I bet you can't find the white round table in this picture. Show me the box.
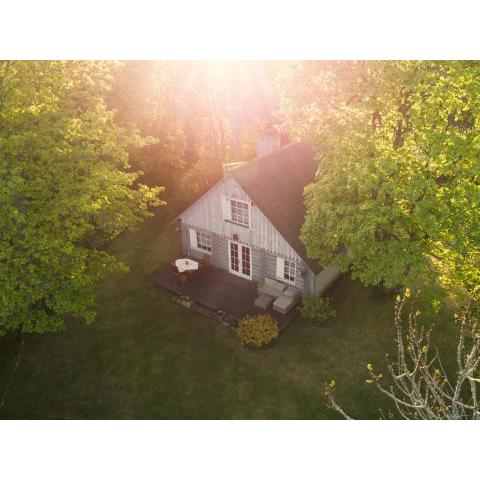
[175,258,199,273]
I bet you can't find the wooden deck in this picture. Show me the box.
[152,266,298,331]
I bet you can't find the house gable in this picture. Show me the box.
[179,176,308,267]
[230,142,321,274]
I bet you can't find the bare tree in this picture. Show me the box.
[326,289,480,420]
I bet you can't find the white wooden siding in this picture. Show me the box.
[179,176,310,291]
[181,224,307,291]
[180,176,303,262]
[276,257,284,279]
[189,227,197,249]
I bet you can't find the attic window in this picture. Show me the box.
[230,199,249,227]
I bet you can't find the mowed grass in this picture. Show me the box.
[0,205,458,419]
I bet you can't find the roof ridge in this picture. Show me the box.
[228,141,305,177]
[255,140,302,162]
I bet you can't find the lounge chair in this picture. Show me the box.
[272,287,301,314]
[256,278,301,314]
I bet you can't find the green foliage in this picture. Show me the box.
[107,61,186,189]
[0,217,419,419]
[0,61,163,334]
[300,295,336,326]
[109,61,266,200]
[236,314,279,347]
[278,61,480,298]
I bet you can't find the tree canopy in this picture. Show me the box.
[278,61,480,297]
[109,61,276,198]
[0,61,163,334]
[0,60,279,335]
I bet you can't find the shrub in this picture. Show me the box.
[300,295,336,326]
[236,314,279,347]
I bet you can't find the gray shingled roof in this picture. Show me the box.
[230,142,321,274]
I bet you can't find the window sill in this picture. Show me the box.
[225,219,250,228]
[193,247,212,255]
[276,276,296,286]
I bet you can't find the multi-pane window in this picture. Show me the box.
[230,199,249,227]
[230,242,239,272]
[196,230,212,253]
[229,241,251,279]
[241,245,251,277]
[283,259,296,283]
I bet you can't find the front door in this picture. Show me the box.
[228,240,252,280]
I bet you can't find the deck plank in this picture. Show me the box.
[152,266,297,330]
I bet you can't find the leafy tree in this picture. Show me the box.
[278,61,480,297]
[109,61,267,200]
[177,61,262,196]
[326,290,480,420]
[107,61,185,189]
[0,61,163,334]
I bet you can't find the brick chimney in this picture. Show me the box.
[256,127,281,158]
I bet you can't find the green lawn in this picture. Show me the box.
[0,205,458,419]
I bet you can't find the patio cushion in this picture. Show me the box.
[273,294,299,315]
[264,277,285,292]
[284,287,300,298]
[258,286,282,298]
[254,294,274,310]
[259,286,279,298]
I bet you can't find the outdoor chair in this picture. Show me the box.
[256,278,301,315]
[272,287,301,315]
[197,254,212,279]
[186,269,196,283]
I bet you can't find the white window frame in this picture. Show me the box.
[276,257,296,285]
[196,230,212,254]
[230,198,250,227]
[228,240,252,280]
[221,195,251,228]
[189,227,212,255]
[230,198,249,226]
[283,259,296,284]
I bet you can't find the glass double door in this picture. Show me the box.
[228,240,251,280]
